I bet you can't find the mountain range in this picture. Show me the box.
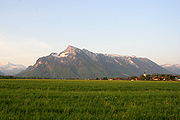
[0,71,4,75]
[0,62,26,75]
[17,45,171,79]
[162,64,180,75]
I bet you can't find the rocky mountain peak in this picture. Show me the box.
[65,45,80,52]
[59,45,82,56]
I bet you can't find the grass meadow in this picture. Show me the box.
[0,79,180,120]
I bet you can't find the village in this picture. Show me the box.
[96,73,180,81]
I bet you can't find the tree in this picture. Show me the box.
[102,77,108,80]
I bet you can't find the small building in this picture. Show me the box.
[113,77,123,80]
[143,72,147,77]
[152,77,160,81]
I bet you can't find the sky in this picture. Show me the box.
[0,0,180,66]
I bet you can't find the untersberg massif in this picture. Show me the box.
[17,45,171,79]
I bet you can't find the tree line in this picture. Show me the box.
[130,74,180,81]
[0,74,180,81]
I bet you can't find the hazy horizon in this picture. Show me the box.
[0,0,180,66]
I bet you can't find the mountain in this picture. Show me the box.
[162,64,180,75]
[0,71,4,75]
[0,62,26,75]
[17,45,171,78]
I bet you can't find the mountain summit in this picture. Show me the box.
[63,45,80,52]
[17,45,171,78]
[59,45,82,57]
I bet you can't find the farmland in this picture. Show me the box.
[0,79,180,120]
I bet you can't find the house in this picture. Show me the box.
[113,77,123,80]
[152,77,160,81]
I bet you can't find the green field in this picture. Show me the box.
[0,79,180,120]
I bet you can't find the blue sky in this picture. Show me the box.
[0,0,180,66]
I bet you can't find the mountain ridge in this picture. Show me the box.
[17,45,171,78]
[162,64,180,75]
[0,71,4,75]
[0,62,26,75]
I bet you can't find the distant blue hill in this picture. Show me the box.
[162,64,180,75]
